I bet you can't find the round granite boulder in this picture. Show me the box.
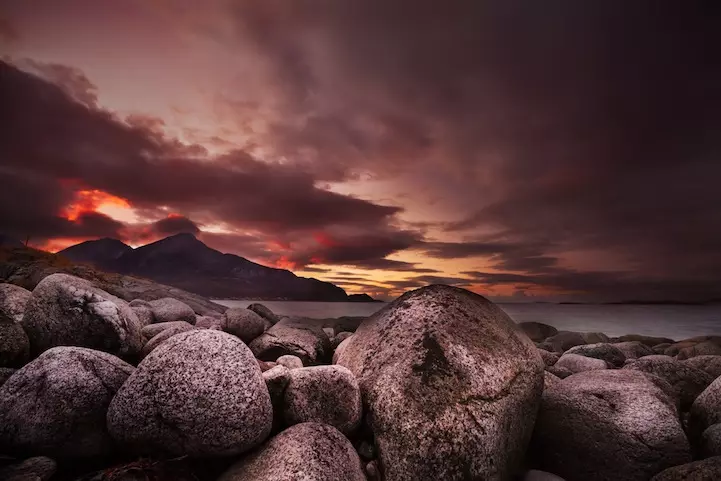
[617,334,675,347]
[565,343,626,368]
[131,304,155,327]
[332,335,353,364]
[140,325,196,358]
[250,318,332,365]
[623,355,714,410]
[283,365,362,435]
[683,355,721,380]
[149,298,196,324]
[107,330,272,457]
[247,303,280,325]
[21,274,143,358]
[223,308,267,343]
[0,346,134,459]
[332,331,353,350]
[650,457,721,480]
[678,341,721,360]
[554,353,608,374]
[217,422,366,481]
[0,312,29,367]
[612,341,655,360]
[141,321,194,339]
[337,285,544,481]
[689,376,721,444]
[701,423,721,458]
[518,322,559,343]
[539,331,586,353]
[532,369,690,481]
[0,283,32,323]
[276,354,303,369]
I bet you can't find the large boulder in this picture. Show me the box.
[0,346,134,459]
[141,321,194,339]
[689,376,721,444]
[0,311,29,367]
[612,341,655,360]
[683,355,721,380]
[332,335,353,364]
[337,285,544,481]
[283,365,362,435]
[130,304,155,327]
[0,283,32,323]
[217,422,366,481]
[531,369,690,481]
[276,354,303,369]
[149,298,196,324]
[518,322,558,342]
[247,303,280,325]
[554,353,608,374]
[20,274,143,358]
[701,423,721,458]
[250,318,332,365]
[618,334,675,347]
[140,324,196,358]
[650,457,721,480]
[664,336,721,358]
[107,330,272,457]
[223,308,267,343]
[539,331,586,353]
[565,343,626,367]
[678,341,721,360]
[623,355,713,410]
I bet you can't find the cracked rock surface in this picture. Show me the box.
[217,422,366,481]
[531,369,690,481]
[20,274,143,358]
[107,329,272,457]
[0,346,134,459]
[336,284,544,481]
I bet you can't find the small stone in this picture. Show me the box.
[554,353,608,374]
[276,355,303,369]
[223,308,267,343]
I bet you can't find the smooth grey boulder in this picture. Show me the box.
[539,331,586,353]
[247,303,280,325]
[20,274,143,358]
[518,322,559,342]
[701,423,721,458]
[554,353,608,374]
[195,315,223,330]
[0,367,17,386]
[149,297,196,324]
[140,325,196,358]
[337,285,544,481]
[623,355,713,410]
[276,354,303,369]
[141,321,194,339]
[217,422,366,481]
[650,456,721,480]
[332,335,353,364]
[332,331,353,349]
[613,341,655,359]
[532,369,690,481]
[131,304,155,326]
[565,343,626,368]
[0,347,134,459]
[0,456,57,481]
[0,311,29,367]
[283,365,362,435]
[683,355,721,380]
[0,283,32,323]
[538,349,560,367]
[107,330,272,457]
[223,308,267,343]
[618,334,675,347]
[250,318,332,365]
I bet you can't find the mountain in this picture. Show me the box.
[58,233,373,301]
[347,293,382,303]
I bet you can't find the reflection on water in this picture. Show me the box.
[214,300,721,340]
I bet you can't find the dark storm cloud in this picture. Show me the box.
[225,0,721,300]
[152,215,200,236]
[0,59,412,268]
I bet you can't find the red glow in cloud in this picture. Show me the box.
[313,232,340,248]
[275,255,298,270]
[62,189,130,221]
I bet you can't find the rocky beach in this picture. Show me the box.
[1,273,721,481]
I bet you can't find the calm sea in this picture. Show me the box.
[215,300,721,341]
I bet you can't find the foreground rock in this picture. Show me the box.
[689,376,721,444]
[683,355,721,380]
[284,365,362,435]
[149,297,196,324]
[611,341,655,359]
[554,353,607,374]
[247,303,280,325]
[0,346,134,459]
[532,369,690,481]
[623,355,713,410]
[21,273,143,358]
[0,283,32,323]
[518,322,558,342]
[141,324,197,358]
[250,318,332,365]
[223,308,267,343]
[337,285,544,481]
[0,311,29,367]
[650,456,721,480]
[217,422,366,481]
[108,330,272,457]
[141,320,194,339]
[565,343,626,367]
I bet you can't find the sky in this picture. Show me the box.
[1,0,720,302]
